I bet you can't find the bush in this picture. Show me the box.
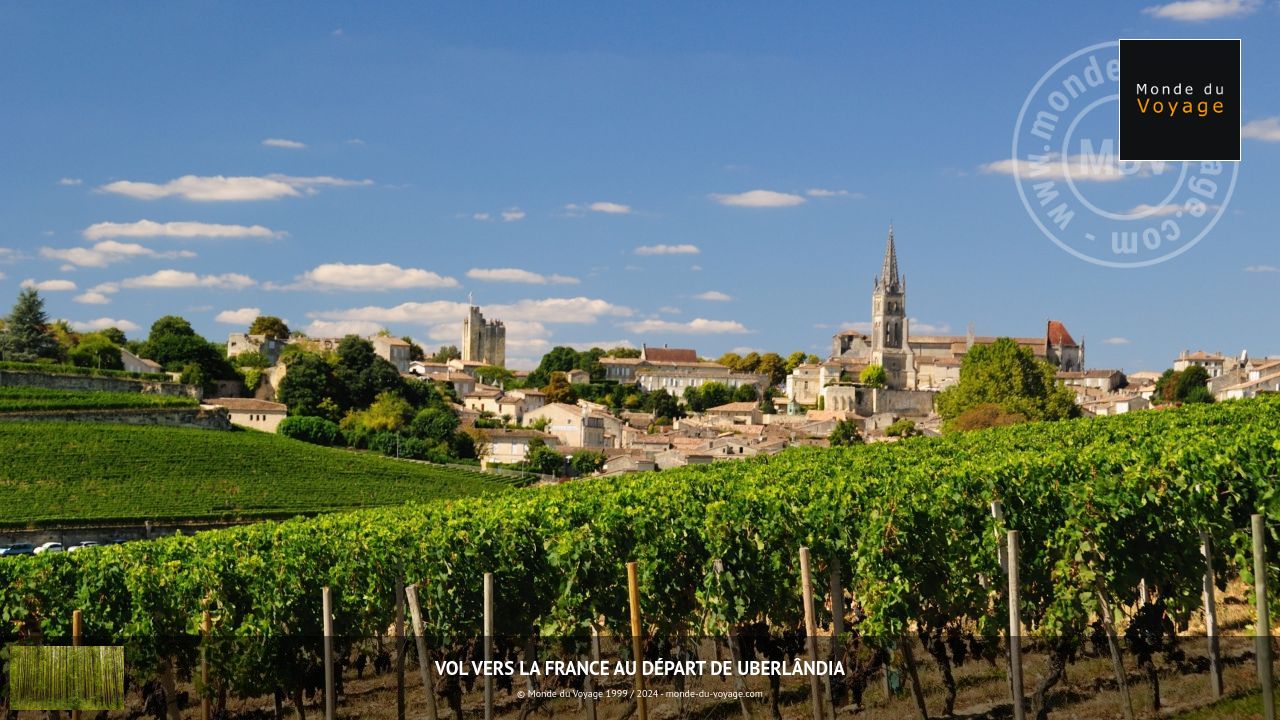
[885,418,920,437]
[278,416,345,447]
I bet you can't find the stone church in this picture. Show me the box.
[794,226,1085,400]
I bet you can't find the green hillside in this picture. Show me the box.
[0,422,512,527]
[0,387,198,412]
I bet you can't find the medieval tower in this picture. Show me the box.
[461,302,506,367]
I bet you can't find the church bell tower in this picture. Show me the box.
[869,225,913,389]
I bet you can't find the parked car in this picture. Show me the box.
[34,542,64,554]
[68,541,100,553]
[0,542,35,556]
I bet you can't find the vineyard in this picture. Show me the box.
[0,387,198,412]
[2,397,1280,719]
[0,361,168,381]
[0,423,512,527]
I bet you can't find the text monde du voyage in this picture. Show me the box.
[435,659,847,678]
[1134,83,1228,118]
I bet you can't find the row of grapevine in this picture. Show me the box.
[3,397,1280,718]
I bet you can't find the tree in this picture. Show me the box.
[248,315,290,339]
[543,372,578,404]
[646,390,685,422]
[428,345,461,363]
[68,332,124,370]
[410,406,460,443]
[757,352,787,386]
[684,382,733,412]
[278,416,345,446]
[885,418,920,438]
[142,315,236,389]
[527,346,579,387]
[759,387,777,415]
[354,391,415,432]
[935,338,1079,431]
[949,403,1027,432]
[523,438,564,475]
[335,335,404,408]
[570,450,606,476]
[0,288,60,362]
[828,418,864,446]
[401,336,425,362]
[277,352,344,420]
[49,320,78,361]
[1175,365,1213,403]
[99,327,128,346]
[860,364,887,389]
[785,351,808,374]
[732,384,758,402]
[475,365,515,387]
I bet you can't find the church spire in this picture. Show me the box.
[878,224,901,292]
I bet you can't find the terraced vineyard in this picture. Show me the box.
[4,398,1280,719]
[0,387,198,412]
[0,422,512,527]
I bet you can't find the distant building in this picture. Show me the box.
[119,348,163,374]
[1174,350,1234,378]
[478,428,558,466]
[601,344,768,395]
[461,304,506,367]
[371,335,412,373]
[227,333,288,365]
[523,402,609,449]
[208,397,288,432]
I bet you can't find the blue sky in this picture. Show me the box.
[1,1,1276,370]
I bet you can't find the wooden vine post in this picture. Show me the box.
[483,572,495,720]
[1201,531,1222,699]
[1093,581,1135,720]
[404,584,440,720]
[1006,530,1025,720]
[72,609,83,720]
[826,558,841,719]
[1254,514,1275,720]
[798,547,824,720]
[395,580,407,720]
[626,561,649,720]
[323,586,335,720]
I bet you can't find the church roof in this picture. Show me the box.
[1047,320,1077,347]
[876,225,902,293]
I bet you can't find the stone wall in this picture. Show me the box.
[0,405,231,430]
[0,369,200,398]
[869,388,936,416]
[0,518,261,549]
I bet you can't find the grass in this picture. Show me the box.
[0,360,167,381]
[0,386,198,412]
[0,422,512,527]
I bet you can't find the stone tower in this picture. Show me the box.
[869,225,914,390]
[461,304,506,367]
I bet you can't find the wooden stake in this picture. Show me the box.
[405,584,439,720]
[395,581,407,720]
[72,610,82,720]
[323,586,335,720]
[1007,530,1026,720]
[714,559,755,720]
[900,635,929,720]
[585,624,600,720]
[1201,531,1222,699]
[1254,514,1276,720]
[798,547,824,720]
[627,561,649,720]
[484,572,495,720]
[201,610,212,720]
[1094,581,1136,720]
[826,558,842,718]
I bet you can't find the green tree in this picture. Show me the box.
[335,335,404,408]
[248,315,290,339]
[828,418,864,446]
[230,350,270,369]
[570,450,606,476]
[0,288,60,362]
[475,365,515,386]
[684,381,732,412]
[543,371,578,404]
[732,384,758,402]
[524,438,565,475]
[99,327,128,346]
[142,315,237,388]
[645,389,685,422]
[278,352,344,420]
[885,418,920,437]
[860,364,887,389]
[949,403,1027,431]
[785,351,808,374]
[757,352,787,386]
[935,338,1079,431]
[401,336,425,362]
[354,391,415,432]
[428,345,461,363]
[410,406,460,443]
[528,346,579,387]
[67,332,124,370]
[1175,365,1213,403]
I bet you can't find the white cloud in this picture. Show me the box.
[1143,0,1259,21]
[59,177,82,186]
[1242,117,1280,142]
[621,318,749,335]
[635,244,700,256]
[589,201,632,215]
[122,270,255,290]
[310,297,631,327]
[0,271,5,280]
[69,317,140,332]
[41,241,197,268]
[84,220,282,241]
[262,138,307,149]
[806,188,864,199]
[303,319,386,337]
[501,207,526,222]
[711,189,806,208]
[1245,265,1279,273]
[1126,202,1221,217]
[466,268,579,285]
[0,248,26,263]
[73,291,111,305]
[99,174,372,201]
[980,154,1171,183]
[658,306,681,315]
[1103,337,1132,345]
[20,278,76,292]
[345,138,365,145]
[279,263,459,291]
[215,307,263,325]
[566,339,635,351]
[694,290,733,302]
[472,212,492,221]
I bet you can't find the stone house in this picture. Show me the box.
[119,348,163,375]
[208,397,288,432]
[478,428,558,466]
[372,336,412,373]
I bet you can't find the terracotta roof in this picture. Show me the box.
[208,397,287,412]
[374,336,411,346]
[1180,351,1226,361]
[641,346,699,363]
[706,402,760,413]
[479,428,557,440]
